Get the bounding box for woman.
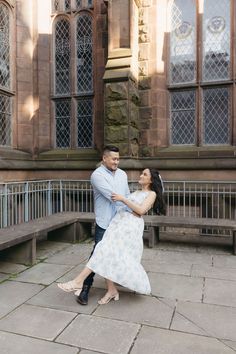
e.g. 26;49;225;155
58;168;166;304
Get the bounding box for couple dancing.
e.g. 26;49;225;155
58;145;166;305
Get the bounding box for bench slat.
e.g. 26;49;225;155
144;215;236;230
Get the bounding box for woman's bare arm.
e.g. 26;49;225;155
111;191;156;216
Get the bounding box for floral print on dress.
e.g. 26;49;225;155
87;191;151;295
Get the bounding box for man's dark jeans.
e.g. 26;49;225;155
83;223;106;288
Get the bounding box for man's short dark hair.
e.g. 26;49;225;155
103;145;119;155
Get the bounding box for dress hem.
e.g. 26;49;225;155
87;266;151;296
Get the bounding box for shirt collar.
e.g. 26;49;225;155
101;163;117;176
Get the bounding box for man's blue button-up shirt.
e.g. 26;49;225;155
90;164;130;229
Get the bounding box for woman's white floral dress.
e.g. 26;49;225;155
87;191;151;295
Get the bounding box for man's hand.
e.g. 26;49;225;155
111;193;125;202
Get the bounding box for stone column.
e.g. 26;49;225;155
138;0;168;156
15;0;35;153
103;0;141;157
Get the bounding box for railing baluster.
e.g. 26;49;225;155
24;182;29;223
3;185;8;227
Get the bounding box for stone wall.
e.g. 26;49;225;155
104;79;140;157
138;0;168;157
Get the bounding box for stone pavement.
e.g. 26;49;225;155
1;238;236;354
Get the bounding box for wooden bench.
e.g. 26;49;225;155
67;213;236;255
0;212;95;265
143;215;236;254
1;211;235;265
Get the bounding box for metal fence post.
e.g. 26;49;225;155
47;181;52;215
3;184;8;227
24;182;29;222
183;181;186;217
60;180;63;212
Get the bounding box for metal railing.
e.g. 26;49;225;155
0;180;235;233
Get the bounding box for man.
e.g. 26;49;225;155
76;145;130;305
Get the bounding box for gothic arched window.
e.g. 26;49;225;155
53;9;94;149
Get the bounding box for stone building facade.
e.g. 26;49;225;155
0;0;235;182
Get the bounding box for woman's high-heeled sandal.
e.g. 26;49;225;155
98;292;119;305
57;280;82;293
74;288;83;297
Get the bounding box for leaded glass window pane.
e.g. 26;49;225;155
203;88;230;144
55;19;70;95
76;14;93;93
171;91;196;144
0;95;11;146
55;100;71;148
170;0;196;84
53;0;59;11
0;3;10;89
202;0;230;81
75;0;81;8
77;99;93;147
65;0;71;10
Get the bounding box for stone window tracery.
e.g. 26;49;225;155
52;0;93;13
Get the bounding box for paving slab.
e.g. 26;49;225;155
56;314;140;354
142;258;192;276
0;331;78;354
15;262;73;285
56;263;87;282
204;278;236;307
191;264;236;281
94;292;174;328
80;351;104;354
45;244;92;265
0;304;76;340
155;241;198;253
170;312;207;336
172;301;236;341
154;250;213;265
142;248;159;260
149;272;204;302
130;326;236;354
0;261;28;274
27;283;102;314
80;351;103;354
36;240;71;260
197;244;232;255
0;273;10;282
213;254;236;269
222;340;236;351
0;281;44;318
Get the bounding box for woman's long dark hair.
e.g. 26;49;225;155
149;169;166;215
